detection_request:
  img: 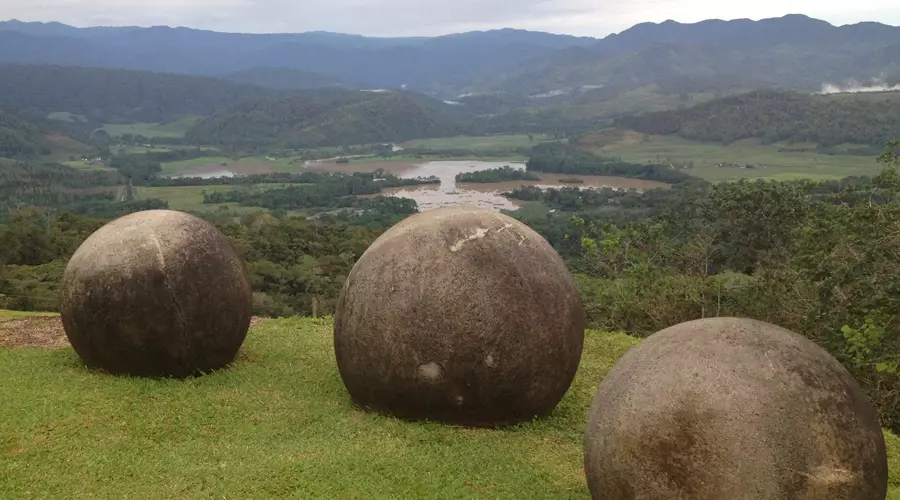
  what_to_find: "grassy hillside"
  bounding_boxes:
[1,315,896,498]
[617,89,900,147]
[186,90,467,148]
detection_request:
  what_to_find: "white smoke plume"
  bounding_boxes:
[819,77,900,94]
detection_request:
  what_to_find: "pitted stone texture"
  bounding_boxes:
[334,206,585,428]
[584,317,888,500]
[61,210,253,378]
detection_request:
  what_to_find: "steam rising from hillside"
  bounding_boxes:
[820,78,900,94]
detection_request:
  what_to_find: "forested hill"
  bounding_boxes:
[0,108,53,158]
[616,90,900,146]
[0,24,593,91]
[0,64,274,123]
[186,90,468,148]
[222,67,362,91]
[474,15,900,96]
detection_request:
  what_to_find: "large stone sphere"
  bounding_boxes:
[584,317,887,500]
[60,210,253,378]
[334,206,585,427]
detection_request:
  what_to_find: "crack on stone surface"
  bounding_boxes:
[449,227,490,252]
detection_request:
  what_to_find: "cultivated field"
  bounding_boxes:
[0,313,898,498]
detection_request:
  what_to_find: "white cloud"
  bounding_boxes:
[0,0,898,36]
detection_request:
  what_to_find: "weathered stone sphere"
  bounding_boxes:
[60,210,253,378]
[584,317,887,500]
[334,206,585,427]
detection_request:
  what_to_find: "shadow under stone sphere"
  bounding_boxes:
[333,206,585,428]
[60,210,253,378]
[583,317,887,500]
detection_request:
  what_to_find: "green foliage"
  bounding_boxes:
[186,90,467,149]
[0,64,271,123]
[455,166,540,183]
[526,142,697,184]
[0,160,122,210]
[0,108,52,158]
[203,171,435,212]
[619,90,900,146]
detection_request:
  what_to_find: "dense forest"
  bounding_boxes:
[0,108,52,157]
[0,64,273,123]
[618,89,900,146]
[185,90,469,149]
[203,172,437,211]
[455,166,540,183]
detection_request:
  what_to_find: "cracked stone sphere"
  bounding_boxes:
[60,210,253,378]
[333,206,585,428]
[584,317,888,500]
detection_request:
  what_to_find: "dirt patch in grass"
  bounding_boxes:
[0,316,269,349]
[0,317,68,349]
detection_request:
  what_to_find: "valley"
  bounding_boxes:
[1,12,900,499]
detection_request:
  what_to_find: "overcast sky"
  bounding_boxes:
[2,0,899,37]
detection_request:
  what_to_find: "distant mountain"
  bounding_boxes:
[223,67,362,90]
[4,15,899,115]
[616,89,900,146]
[0,64,273,123]
[185,90,469,148]
[475,15,900,96]
[0,22,594,91]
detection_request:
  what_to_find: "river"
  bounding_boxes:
[304,159,670,211]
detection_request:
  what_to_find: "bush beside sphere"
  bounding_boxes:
[584,317,887,500]
[60,210,253,378]
[334,206,585,428]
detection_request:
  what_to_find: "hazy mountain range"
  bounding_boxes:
[2,15,898,98]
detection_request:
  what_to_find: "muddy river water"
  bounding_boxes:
[304,160,670,211]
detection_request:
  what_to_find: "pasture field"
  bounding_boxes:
[401,134,552,150]
[581,131,885,182]
[0,314,897,499]
[137,185,240,213]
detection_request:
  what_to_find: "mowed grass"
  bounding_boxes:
[0,309,58,322]
[0,316,897,498]
[588,133,884,182]
[401,134,552,150]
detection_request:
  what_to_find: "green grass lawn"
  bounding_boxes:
[595,134,884,182]
[401,134,552,150]
[0,309,58,322]
[0,316,897,498]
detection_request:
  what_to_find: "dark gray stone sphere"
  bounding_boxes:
[334,206,585,427]
[60,210,253,378]
[584,317,887,500]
